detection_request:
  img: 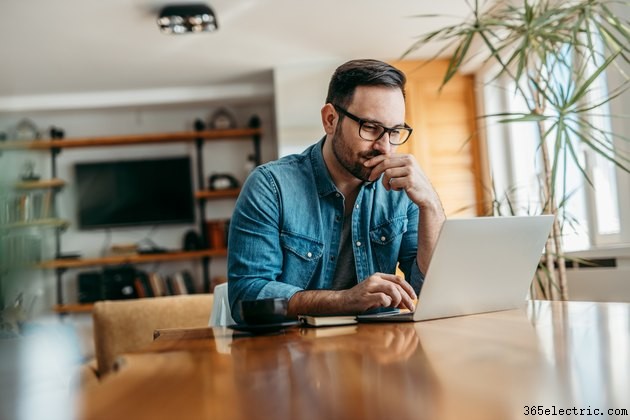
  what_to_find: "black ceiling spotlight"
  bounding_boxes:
[157,4,218,34]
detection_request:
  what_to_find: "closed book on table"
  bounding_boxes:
[298,314,358,327]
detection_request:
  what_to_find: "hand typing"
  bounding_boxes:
[340,272,416,312]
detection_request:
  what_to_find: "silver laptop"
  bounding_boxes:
[357,215,554,322]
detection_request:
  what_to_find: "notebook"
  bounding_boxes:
[356,215,554,323]
[298,314,357,327]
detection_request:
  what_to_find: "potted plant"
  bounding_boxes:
[404,0,630,299]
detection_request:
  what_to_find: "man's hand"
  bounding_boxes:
[364,152,446,276]
[287,273,416,316]
[364,153,441,210]
[340,273,416,312]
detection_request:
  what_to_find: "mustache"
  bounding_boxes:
[361,151,382,159]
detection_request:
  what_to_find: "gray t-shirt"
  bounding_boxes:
[331,214,358,290]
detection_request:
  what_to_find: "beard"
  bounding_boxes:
[331,124,381,182]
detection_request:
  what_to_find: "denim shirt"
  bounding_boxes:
[227,138,424,322]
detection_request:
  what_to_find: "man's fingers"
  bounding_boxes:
[383,167,410,180]
[381,167,410,190]
[351,273,417,312]
[370,292,392,309]
[367,277,414,311]
[383,283,403,308]
[393,285,415,311]
[364,154,409,168]
[363,154,389,168]
[367,158,409,182]
[376,273,417,300]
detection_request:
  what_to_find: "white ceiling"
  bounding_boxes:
[0,0,474,98]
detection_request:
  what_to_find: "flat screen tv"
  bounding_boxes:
[75,156,195,229]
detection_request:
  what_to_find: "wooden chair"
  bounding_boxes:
[92,294,214,376]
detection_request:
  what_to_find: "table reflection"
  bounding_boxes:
[227,323,438,420]
[529,301,630,415]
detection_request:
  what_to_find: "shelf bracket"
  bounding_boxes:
[248,115,262,166]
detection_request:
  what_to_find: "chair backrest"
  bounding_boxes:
[92,294,213,376]
[208,283,234,327]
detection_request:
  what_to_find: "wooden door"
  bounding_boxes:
[391,60,490,217]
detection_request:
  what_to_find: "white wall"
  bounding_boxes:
[568,268,630,302]
[273,60,339,157]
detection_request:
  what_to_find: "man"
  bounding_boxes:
[228,59,445,323]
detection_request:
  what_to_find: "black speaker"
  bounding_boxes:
[77,271,105,303]
[102,266,138,300]
[183,230,202,251]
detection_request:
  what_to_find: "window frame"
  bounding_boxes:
[475,59,630,252]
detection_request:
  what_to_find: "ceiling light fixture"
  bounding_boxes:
[157,4,218,34]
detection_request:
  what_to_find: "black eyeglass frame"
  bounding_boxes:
[332,104,413,146]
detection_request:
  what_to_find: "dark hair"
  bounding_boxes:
[325,59,406,108]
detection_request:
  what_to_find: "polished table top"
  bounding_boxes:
[80,300,630,420]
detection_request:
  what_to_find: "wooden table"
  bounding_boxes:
[79,301,630,420]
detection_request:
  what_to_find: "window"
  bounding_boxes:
[480,60,627,252]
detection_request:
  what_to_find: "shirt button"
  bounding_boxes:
[356,241,362,247]
[307,252,312,258]
[381,236,386,242]
[335,193,341,198]
[355,204,359,209]
[335,216,340,221]
[330,256,335,261]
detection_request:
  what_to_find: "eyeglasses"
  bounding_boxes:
[333,104,413,145]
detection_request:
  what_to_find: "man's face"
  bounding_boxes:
[331,86,406,182]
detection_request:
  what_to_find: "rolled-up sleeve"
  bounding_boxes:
[397,202,424,293]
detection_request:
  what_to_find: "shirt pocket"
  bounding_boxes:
[280,231,324,289]
[369,217,408,273]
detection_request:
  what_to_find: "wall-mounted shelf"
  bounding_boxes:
[0,128,262,150]
[53,303,94,314]
[195,188,241,200]
[1,218,69,230]
[39,249,228,270]
[15,179,66,190]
